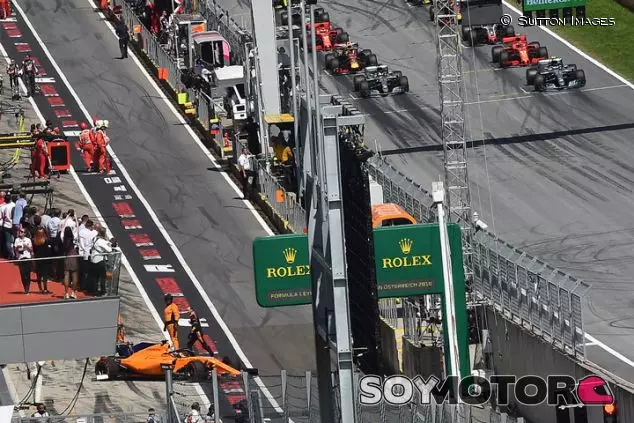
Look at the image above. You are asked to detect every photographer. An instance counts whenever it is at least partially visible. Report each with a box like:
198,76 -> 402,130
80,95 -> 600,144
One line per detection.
89,227 -> 117,296
14,227 -> 33,295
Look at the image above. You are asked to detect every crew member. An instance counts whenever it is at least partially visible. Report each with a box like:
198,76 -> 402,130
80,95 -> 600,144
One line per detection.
163,294 -> 180,350
21,54 -> 37,96
30,134 -> 48,179
0,0 -> 11,20
6,59 -> 19,98
116,314 -> 126,343
93,120 -> 110,173
186,310 -> 215,356
115,20 -> 130,59
75,122 -> 94,171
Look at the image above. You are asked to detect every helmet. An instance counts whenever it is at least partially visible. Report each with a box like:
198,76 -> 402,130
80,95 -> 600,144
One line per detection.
79,122 -> 88,130
189,309 -> 197,320
101,120 -> 109,129
95,120 -> 103,128
164,293 -> 173,302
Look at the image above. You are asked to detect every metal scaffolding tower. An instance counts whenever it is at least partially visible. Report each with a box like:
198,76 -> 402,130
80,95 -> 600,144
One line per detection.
433,1 -> 473,280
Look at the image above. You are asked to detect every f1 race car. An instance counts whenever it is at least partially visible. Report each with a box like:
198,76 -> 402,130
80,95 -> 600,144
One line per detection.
429,0 -> 462,25
491,35 -> 548,68
352,65 -> 409,98
306,20 -> 349,51
325,43 -> 378,74
94,341 -> 241,381
525,57 -> 586,92
281,5 -> 329,26
461,24 -> 515,45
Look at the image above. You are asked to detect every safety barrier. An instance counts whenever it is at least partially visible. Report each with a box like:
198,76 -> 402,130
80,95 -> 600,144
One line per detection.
1,252 -> 122,304
366,154 -> 589,361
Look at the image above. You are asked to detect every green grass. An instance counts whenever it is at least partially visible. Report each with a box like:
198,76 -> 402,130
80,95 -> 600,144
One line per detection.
514,0 -> 634,81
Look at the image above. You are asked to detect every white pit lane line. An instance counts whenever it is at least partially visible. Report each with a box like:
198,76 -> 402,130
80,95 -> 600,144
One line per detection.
12,0 -> 290,418
465,84 -> 629,105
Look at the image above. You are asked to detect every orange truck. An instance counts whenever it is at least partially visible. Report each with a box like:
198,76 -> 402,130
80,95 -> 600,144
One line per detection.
372,203 -> 416,228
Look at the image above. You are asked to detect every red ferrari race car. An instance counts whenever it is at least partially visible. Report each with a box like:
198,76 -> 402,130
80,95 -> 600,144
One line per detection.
325,43 -> 378,75
461,23 -> 515,46
491,35 -> 549,68
306,19 -> 349,52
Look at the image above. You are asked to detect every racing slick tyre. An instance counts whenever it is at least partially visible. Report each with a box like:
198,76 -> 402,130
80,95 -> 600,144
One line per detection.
568,64 -> 578,72
526,68 -> 538,85
95,357 -> 120,379
399,76 -> 409,93
534,74 -> 546,92
491,46 -> 503,63
329,58 -> 340,72
393,71 -> 403,78
498,51 -> 509,68
528,41 -> 540,49
359,80 -> 370,98
504,25 -> 515,37
184,360 -> 207,382
575,69 -> 586,87
536,47 -> 548,59
319,12 -> 330,23
360,49 -> 373,58
366,54 -> 378,66
461,26 -> 471,42
325,53 -> 335,69
337,32 -> 350,43
314,7 -> 325,17
353,75 -> 366,91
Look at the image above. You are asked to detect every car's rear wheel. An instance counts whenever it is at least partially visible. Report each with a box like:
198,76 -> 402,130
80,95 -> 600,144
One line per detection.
528,41 -> 540,49
575,69 -> 586,87
330,58 -> 340,71
399,76 -> 409,93
184,360 -> 208,381
360,49 -> 372,58
393,71 -> 403,79
366,54 -> 378,66
95,357 -> 120,379
499,51 -> 509,68
504,25 -> 515,37
325,53 -> 334,69
537,47 -> 548,59
337,32 -> 349,43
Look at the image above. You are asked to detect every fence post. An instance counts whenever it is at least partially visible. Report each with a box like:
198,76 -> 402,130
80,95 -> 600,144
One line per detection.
211,369 -> 220,423
281,370 -> 288,422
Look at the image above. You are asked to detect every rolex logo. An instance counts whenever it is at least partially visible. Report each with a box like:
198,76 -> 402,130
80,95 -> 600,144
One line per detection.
283,248 -> 297,264
399,238 -> 413,255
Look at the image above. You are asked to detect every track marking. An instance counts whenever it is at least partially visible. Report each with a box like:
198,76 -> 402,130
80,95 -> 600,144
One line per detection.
502,1 -> 634,91
15,0 -> 288,416
465,84 -> 627,105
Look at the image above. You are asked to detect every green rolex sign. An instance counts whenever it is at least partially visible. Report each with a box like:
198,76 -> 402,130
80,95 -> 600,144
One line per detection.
374,223 -> 463,298
252,234 -> 312,307
523,0 -> 586,12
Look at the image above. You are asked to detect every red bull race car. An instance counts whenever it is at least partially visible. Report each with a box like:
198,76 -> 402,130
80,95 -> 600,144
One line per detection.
325,43 -> 378,74
491,35 -> 549,68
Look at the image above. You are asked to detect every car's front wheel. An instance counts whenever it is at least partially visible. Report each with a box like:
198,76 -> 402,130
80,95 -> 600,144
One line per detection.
184,360 -> 208,381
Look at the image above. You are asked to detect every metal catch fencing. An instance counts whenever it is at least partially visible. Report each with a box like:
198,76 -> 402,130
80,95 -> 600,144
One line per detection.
367,153 -> 590,360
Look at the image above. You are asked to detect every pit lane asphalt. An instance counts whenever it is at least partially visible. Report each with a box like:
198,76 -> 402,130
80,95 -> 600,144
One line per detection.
18,0 -> 316,377
220,0 -> 634,383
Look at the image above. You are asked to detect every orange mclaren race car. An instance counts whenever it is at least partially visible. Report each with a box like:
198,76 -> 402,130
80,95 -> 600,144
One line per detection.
94,341 -> 241,381
491,35 -> 549,68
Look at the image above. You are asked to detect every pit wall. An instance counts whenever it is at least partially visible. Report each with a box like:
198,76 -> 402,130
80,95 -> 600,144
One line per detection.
486,306 -> 634,423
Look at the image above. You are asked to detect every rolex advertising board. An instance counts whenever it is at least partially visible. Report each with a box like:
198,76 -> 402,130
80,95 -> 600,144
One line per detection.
253,223 -> 466,306
373,223 -> 463,298
252,234 -> 312,307
523,0 -> 586,12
